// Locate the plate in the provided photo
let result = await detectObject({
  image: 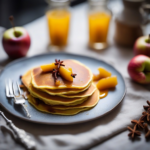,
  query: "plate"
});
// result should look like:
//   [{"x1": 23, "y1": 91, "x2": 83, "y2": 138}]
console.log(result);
[{"x1": 0, "y1": 53, "x2": 126, "y2": 125}]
